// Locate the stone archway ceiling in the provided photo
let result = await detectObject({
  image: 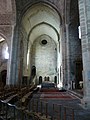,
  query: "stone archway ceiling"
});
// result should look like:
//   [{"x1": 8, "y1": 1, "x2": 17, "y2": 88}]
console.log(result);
[
  {"x1": 29, "y1": 22, "x2": 59, "y2": 45},
  {"x1": 21, "y1": 3, "x2": 61, "y2": 45}
]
